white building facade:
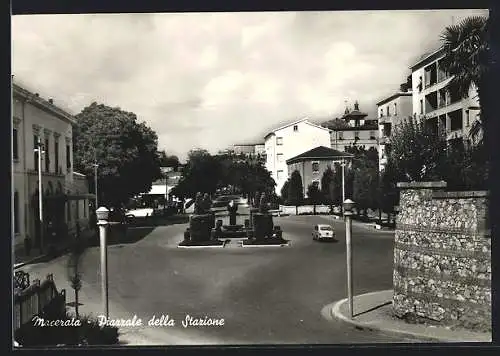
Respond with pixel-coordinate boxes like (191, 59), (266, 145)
(376, 91), (413, 171)
(264, 118), (331, 196)
(12, 83), (92, 249)
(410, 48), (481, 146)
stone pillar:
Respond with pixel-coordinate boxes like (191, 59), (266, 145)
(392, 181), (492, 331)
(189, 214), (212, 242)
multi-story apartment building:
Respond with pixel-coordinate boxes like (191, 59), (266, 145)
(12, 82), (93, 250)
(376, 85), (413, 171)
(322, 101), (379, 152)
(264, 118), (331, 195)
(410, 48), (481, 147)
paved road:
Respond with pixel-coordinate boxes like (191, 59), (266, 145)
(21, 211), (420, 345)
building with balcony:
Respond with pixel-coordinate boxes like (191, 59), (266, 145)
(410, 48), (481, 148)
(376, 84), (413, 172)
(12, 82), (93, 249)
(322, 101), (379, 153)
(264, 118), (331, 196)
(286, 146), (353, 197)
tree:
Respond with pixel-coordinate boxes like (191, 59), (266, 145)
(73, 103), (162, 208)
(320, 166), (335, 211)
(158, 150), (180, 170)
(352, 160), (379, 218)
(307, 183), (322, 215)
(389, 117), (448, 182)
(380, 156), (402, 225)
(287, 170), (304, 215)
(440, 16), (490, 145)
(281, 179), (290, 202)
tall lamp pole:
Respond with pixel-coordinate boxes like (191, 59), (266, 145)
(34, 138), (45, 253)
(94, 162), (99, 209)
(96, 207), (109, 318)
(344, 199), (356, 318)
(341, 160), (346, 213)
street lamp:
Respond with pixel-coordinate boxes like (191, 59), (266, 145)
(93, 162), (99, 209)
(343, 198), (355, 319)
(341, 160), (346, 213)
(96, 206), (109, 318)
(34, 138), (45, 253)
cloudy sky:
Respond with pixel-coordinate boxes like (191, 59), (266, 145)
(12, 9), (488, 161)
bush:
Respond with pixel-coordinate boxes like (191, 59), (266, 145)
(15, 311), (119, 346)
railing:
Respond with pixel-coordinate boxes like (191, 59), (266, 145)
(13, 272), (66, 332)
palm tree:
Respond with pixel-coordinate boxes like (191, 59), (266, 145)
(439, 16), (491, 143)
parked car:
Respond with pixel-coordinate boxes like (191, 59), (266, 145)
(312, 224), (336, 242)
(125, 207), (154, 222)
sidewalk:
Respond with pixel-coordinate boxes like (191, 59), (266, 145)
(324, 290), (492, 343)
(14, 229), (96, 269)
(16, 248), (221, 346)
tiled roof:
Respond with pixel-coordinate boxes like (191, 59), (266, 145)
(286, 146), (354, 164)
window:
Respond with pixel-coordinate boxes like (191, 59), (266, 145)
(394, 102), (397, 116)
(386, 106), (389, 117)
(370, 131), (376, 140)
(276, 137), (283, 145)
(354, 131), (360, 140)
(418, 76), (423, 91)
(54, 140), (59, 174)
(312, 162), (319, 173)
(380, 109), (383, 117)
(34, 134), (39, 171)
(13, 128), (18, 160)
(277, 153), (283, 163)
(66, 144), (71, 169)
(338, 131), (344, 140)
(277, 170), (284, 180)
(420, 99), (423, 114)
(14, 191), (19, 233)
(45, 138), (50, 172)
(312, 180), (319, 187)
(293, 125), (298, 132)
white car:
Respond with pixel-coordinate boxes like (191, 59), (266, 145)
(125, 207), (154, 219)
(312, 224), (337, 242)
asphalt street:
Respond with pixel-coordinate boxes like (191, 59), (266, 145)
(20, 210), (420, 345)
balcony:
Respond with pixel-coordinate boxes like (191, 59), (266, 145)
(425, 100), (463, 119)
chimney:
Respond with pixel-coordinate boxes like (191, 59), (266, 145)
(48, 98), (53, 104)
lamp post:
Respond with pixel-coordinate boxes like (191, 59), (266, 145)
(96, 206), (109, 318)
(341, 160), (346, 214)
(34, 138), (45, 253)
(93, 156), (99, 209)
(343, 198), (355, 318)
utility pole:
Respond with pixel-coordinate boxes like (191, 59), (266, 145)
(35, 138), (45, 253)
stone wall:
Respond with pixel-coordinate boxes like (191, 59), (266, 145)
(392, 181), (491, 331)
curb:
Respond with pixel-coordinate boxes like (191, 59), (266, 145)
(14, 245), (72, 270)
(238, 241), (291, 248)
(327, 291), (490, 343)
(177, 244), (225, 249)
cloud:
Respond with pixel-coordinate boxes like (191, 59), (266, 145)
(12, 9), (489, 161)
